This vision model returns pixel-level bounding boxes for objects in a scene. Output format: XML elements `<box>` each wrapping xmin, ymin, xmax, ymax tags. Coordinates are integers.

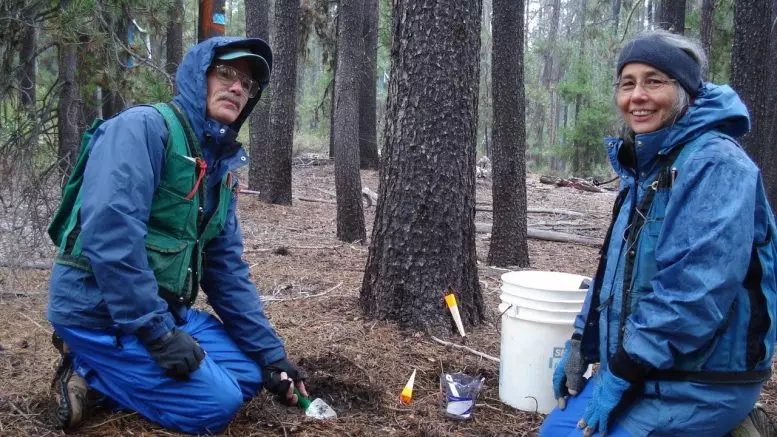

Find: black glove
<box><xmin>262</xmin><ymin>358</ymin><xmax>307</xmax><ymax>404</ymax></box>
<box><xmin>145</xmin><ymin>328</ymin><xmax>205</xmax><ymax>381</ymax></box>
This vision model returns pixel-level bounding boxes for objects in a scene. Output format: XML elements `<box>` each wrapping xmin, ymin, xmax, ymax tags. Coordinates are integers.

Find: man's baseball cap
<box><xmin>214</xmin><ymin>49</ymin><xmax>271</xmax><ymax>85</ymax></box>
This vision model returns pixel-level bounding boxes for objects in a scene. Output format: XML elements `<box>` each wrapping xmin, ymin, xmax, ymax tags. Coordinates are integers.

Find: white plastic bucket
<box><xmin>498</xmin><ymin>270</ymin><xmax>590</xmax><ymax>414</ymax></box>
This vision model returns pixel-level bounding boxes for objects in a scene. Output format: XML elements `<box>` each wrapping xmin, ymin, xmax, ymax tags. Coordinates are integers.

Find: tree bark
<box><xmin>731</xmin><ymin>0</ymin><xmax>771</xmax><ymax>194</ymax></box>
<box><xmin>358</xmin><ymin>0</ymin><xmax>380</xmax><ymax>170</ymax></box>
<box><xmin>57</xmin><ymin>38</ymin><xmax>80</xmax><ymax>177</ymax></box>
<box><xmin>488</xmin><ymin>0</ymin><xmax>529</xmax><ymax>268</ymax></box>
<box><xmin>764</xmin><ymin>0</ymin><xmax>777</xmax><ymax>208</ymax></box>
<box><xmin>361</xmin><ymin>0</ymin><xmax>485</xmax><ymax>335</ymax></box>
<box><xmin>166</xmin><ymin>0</ymin><xmax>184</xmax><ymax>80</ymax></box>
<box><xmin>700</xmin><ymin>0</ymin><xmax>715</xmax><ymax>63</ymax></box>
<box><xmin>245</xmin><ymin>0</ymin><xmax>272</xmax><ymax>192</ymax></box>
<box><xmin>332</xmin><ymin>0</ymin><xmax>367</xmax><ymax>242</ymax></box>
<box><xmin>18</xmin><ymin>18</ymin><xmax>36</xmax><ymax>108</ymax></box>
<box><xmin>263</xmin><ymin>0</ymin><xmax>300</xmax><ymax>204</ymax></box>
<box><xmin>657</xmin><ymin>0</ymin><xmax>685</xmax><ymax>34</ymax></box>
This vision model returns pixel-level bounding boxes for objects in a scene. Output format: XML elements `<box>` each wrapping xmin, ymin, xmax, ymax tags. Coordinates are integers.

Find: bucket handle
<box><xmin>498</xmin><ymin>303</ymin><xmax>514</xmax><ymax>318</ymax></box>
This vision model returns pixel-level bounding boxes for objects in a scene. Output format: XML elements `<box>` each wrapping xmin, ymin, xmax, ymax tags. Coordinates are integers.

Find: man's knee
<box><xmin>160</xmin><ymin>380</ymin><xmax>245</xmax><ymax>434</ymax></box>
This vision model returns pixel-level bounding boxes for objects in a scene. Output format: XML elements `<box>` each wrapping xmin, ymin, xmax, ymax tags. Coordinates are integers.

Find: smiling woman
<box><xmin>540</xmin><ymin>30</ymin><xmax>777</xmax><ymax>437</ymax></box>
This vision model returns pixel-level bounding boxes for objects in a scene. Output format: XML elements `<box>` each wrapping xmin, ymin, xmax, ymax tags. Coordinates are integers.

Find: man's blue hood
<box><xmin>172</xmin><ymin>37</ymin><xmax>272</xmax><ymax>145</ymax></box>
<box><xmin>606</xmin><ymin>83</ymin><xmax>751</xmax><ymax>178</ymax></box>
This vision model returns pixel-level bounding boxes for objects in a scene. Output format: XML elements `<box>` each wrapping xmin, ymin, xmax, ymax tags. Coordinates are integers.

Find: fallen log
<box><xmin>539</xmin><ymin>175</ymin><xmax>604</xmax><ymax>193</ymax></box>
<box><xmin>475</xmin><ymin>205</ymin><xmax>584</xmax><ymax>217</ymax></box>
<box><xmin>0</xmin><ymin>261</ymin><xmax>52</xmax><ymax>270</ymax></box>
<box><xmin>475</xmin><ymin>223</ymin><xmax>601</xmax><ymax>247</ymax></box>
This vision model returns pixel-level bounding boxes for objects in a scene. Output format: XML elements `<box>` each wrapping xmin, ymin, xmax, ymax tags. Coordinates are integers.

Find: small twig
<box><xmin>261</xmin><ymin>282</ymin><xmax>343</xmax><ymax>302</ymax></box>
<box><xmin>83</xmin><ymin>412</ymin><xmax>138</xmax><ymax>429</ymax></box>
<box><xmin>429</xmin><ymin>335</ymin><xmax>500</xmax><ymax>363</ymax></box>
<box><xmin>296</xmin><ymin>196</ymin><xmax>336</xmax><ymax>204</ymax></box>
<box><xmin>18</xmin><ymin>312</ymin><xmax>48</xmax><ymax>334</ymax></box>
<box><xmin>311</xmin><ymin>187</ymin><xmax>336</xmax><ymax>197</ymax></box>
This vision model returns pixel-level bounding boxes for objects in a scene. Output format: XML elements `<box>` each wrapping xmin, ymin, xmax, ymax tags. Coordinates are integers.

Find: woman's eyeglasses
<box><xmin>211</xmin><ymin>64</ymin><xmax>261</xmax><ymax>98</ymax></box>
<box><xmin>615</xmin><ymin>78</ymin><xmax>676</xmax><ymax>94</ymax></box>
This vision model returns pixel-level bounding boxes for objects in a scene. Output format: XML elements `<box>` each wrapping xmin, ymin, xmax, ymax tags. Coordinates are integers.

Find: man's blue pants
<box><xmin>53</xmin><ymin>309</ymin><xmax>262</xmax><ymax>435</ymax></box>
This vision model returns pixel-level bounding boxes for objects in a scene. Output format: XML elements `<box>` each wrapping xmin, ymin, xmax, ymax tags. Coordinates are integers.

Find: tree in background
<box><xmin>657</xmin><ymin>0</ymin><xmax>686</xmax><ymax>33</ymax></box>
<box><xmin>488</xmin><ymin>0</ymin><xmax>529</xmax><ymax>268</ymax></box>
<box><xmin>731</xmin><ymin>0</ymin><xmax>775</xmax><ymax>206</ymax></box>
<box><xmin>263</xmin><ymin>0</ymin><xmax>299</xmax><ymax>204</ymax></box>
<box><xmin>166</xmin><ymin>0</ymin><xmax>184</xmax><ymax>79</ymax></box>
<box><xmin>198</xmin><ymin>0</ymin><xmax>227</xmax><ymax>41</ymax></box>
<box><xmin>358</xmin><ymin>0</ymin><xmax>380</xmax><ymax>170</ymax></box>
<box><xmin>699</xmin><ymin>0</ymin><xmax>715</xmax><ymax>62</ymax></box>
<box><xmin>245</xmin><ymin>0</ymin><xmax>271</xmax><ymax>192</ymax></box>
<box><xmin>57</xmin><ymin>2</ymin><xmax>81</xmax><ymax>177</ymax></box>
<box><xmin>361</xmin><ymin>0</ymin><xmax>485</xmax><ymax>334</ymax></box>
<box><xmin>332</xmin><ymin>0</ymin><xmax>366</xmax><ymax>242</ymax></box>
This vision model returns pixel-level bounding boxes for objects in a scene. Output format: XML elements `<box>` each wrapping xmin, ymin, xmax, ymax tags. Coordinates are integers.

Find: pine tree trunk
<box><xmin>360</xmin><ymin>0</ymin><xmax>485</xmax><ymax>334</ymax></box>
<box><xmin>731</xmin><ymin>0</ymin><xmax>771</xmax><ymax>172</ymax></box>
<box><xmin>166</xmin><ymin>0</ymin><xmax>184</xmax><ymax>79</ymax></box>
<box><xmin>264</xmin><ymin>0</ymin><xmax>299</xmax><ymax>204</ymax></box>
<box><xmin>488</xmin><ymin>0</ymin><xmax>529</xmax><ymax>268</ymax></box>
<box><xmin>57</xmin><ymin>38</ymin><xmax>80</xmax><ymax>177</ymax></box>
<box><xmin>245</xmin><ymin>0</ymin><xmax>271</xmax><ymax>192</ymax></box>
<box><xmin>18</xmin><ymin>20</ymin><xmax>36</xmax><ymax>108</ymax></box>
<box><xmin>700</xmin><ymin>0</ymin><xmax>715</xmax><ymax>63</ymax></box>
<box><xmin>764</xmin><ymin>0</ymin><xmax>777</xmax><ymax>208</ymax></box>
<box><xmin>333</xmin><ymin>0</ymin><xmax>366</xmax><ymax>242</ymax></box>
<box><xmin>358</xmin><ymin>0</ymin><xmax>380</xmax><ymax>170</ymax></box>
<box><xmin>658</xmin><ymin>0</ymin><xmax>685</xmax><ymax>33</ymax></box>
<box><xmin>612</xmin><ymin>0</ymin><xmax>621</xmax><ymax>31</ymax></box>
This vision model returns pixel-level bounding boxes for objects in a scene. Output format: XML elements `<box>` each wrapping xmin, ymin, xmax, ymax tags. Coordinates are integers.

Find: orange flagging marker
<box><xmin>444</xmin><ymin>291</ymin><xmax>466</xmax><ymax>337</ymax></box>
<box><xmin>400</xmin><ymin>369</ymin><xmax>417</xmax><ymax>404</ymax></box>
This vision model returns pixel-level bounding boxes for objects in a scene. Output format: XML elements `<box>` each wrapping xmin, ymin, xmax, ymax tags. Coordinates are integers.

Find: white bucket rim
<box><xmin>501</xmin><ymin>270</ymin><xmax>591</xmax><ymax>293</ymax></box>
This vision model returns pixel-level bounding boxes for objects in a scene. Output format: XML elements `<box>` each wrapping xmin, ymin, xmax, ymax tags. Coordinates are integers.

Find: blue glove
<box><xmin>579</xmin><ymin>348</ymin><xmax>651</xmax><ymax>436</ymax></box>
<box><xmin>552</xmin><ymin>336</ymin><xmax>588</xmax><ymax>410</ymax></box>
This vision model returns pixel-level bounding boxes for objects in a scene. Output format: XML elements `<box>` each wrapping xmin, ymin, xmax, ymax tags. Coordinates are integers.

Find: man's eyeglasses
<box><xmin>211</xmin><ymin>64</ymin><xmax>261</xmax><ymax>98</ymax></box>
<box><xmin>615</xmin><ymin>78</ymin><xmax>676</xmax><ymax>94</ymax></box>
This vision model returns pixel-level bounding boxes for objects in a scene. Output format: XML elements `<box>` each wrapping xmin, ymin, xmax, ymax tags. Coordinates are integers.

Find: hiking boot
<box><xmin>52</xmin><ymin>355</ymin><xmax>88</xmax><ymax>431</ymax></box>
<box><xmin>732</xmin><ymin>404</ymin><xmax>777</xmax><ymax>437</ymax></box>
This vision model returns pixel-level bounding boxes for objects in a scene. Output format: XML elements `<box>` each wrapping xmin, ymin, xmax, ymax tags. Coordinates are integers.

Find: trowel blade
<box><xmin>306</xmin><ymin>397</ymin><xmax>337</xmax><ymax>420</ymax></box>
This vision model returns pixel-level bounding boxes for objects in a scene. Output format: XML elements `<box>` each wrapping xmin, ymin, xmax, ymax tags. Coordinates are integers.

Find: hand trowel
<box><xmin>295</xmin><ymin>388</ymin><xmax>337</xmax><ymax>419</ymax></box>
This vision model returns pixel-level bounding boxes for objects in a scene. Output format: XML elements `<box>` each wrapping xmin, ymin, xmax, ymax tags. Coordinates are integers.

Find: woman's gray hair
<box><xmin>614</xmin><ymin>30</ymin><xmax>707</xmax><ymax>139</ymax></box>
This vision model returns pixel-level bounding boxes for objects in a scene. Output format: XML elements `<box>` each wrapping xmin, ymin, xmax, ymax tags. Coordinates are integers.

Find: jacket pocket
<box><xmin>148</xmin><ymin>185</ymin><xmax>195</xmax><ymax>237</ymax></box>
<box><xmin>145</xmin><ymin>230</ymin><xmax>193</xmax><ymax>301</ymax></box>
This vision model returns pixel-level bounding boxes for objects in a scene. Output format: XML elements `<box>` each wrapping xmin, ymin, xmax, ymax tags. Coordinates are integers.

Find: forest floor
<box><xmin>1</xmin><ymin>162</ymin><xmax>775</xmax><ymax>436</ymax></box>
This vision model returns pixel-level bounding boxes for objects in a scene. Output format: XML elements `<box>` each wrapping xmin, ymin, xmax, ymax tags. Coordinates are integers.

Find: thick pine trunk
<box><xmin>358</xmin><ymin>0</ymin><xmax>380</xmax><ymax>170</ymax></box>
<box><xmin>360</xmin><ymin>0</ymin><xmax>485</xmax><ymax>335</ymax></box>
<box><xmin>264</xmin><ymin>0</ymin><xmax>299</xmax><ymax>204</ymax></box>
<box><xmin>488</xmin><ymin>0</ymin><xmax>529</xmax><ymax>268</ymax></box>
<box><xmin>731</xmin><ymin>0</ymin><xmax>771</xmax><ymax>173</ymax></box>
<box><xmin>245</xmin><ymin>0</ymin><xmax>272</xmax><ymax>192</ymax></box>
<box><xmin>332</xmin><ymin>0</ymin><xmax>366</xmax><ymax>242</ymax></box>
